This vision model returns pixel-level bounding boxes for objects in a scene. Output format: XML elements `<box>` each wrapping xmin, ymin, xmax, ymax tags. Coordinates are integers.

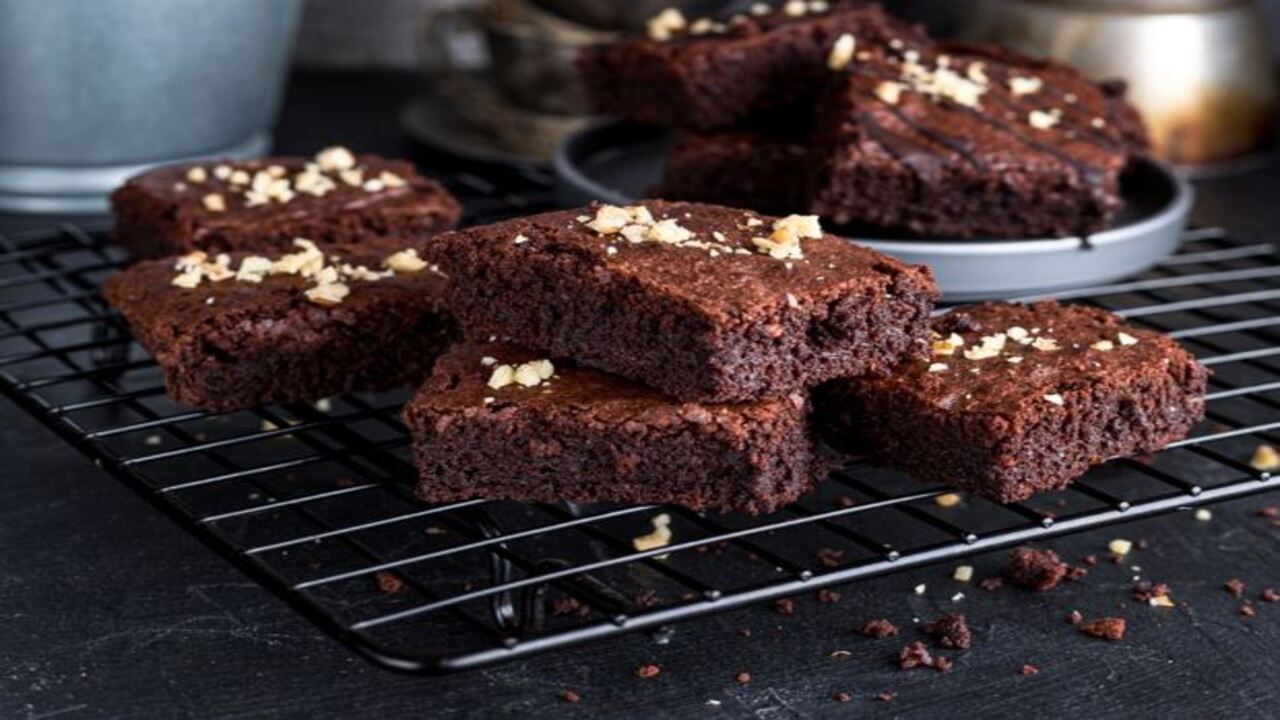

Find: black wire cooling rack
<box><xmin>0</xmin><ymin>166</ymin><xmax>1278</xmax><ymax>673</ymax></box>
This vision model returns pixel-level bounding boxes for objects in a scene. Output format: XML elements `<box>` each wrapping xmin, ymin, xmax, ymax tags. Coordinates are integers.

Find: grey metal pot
<box><xmin>0</xmin><ymin>0</ymin><xmax>302</xmax><ymax>213</ymax></box>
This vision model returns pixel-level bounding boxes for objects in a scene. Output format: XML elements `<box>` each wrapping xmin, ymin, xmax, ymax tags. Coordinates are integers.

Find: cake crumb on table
<box><xmin>858</xmin><ymin>618</ymin><xmax>900</xmax><ymax>638</ymax></box>
<box><xmin>1006</xmin><ymin>547</ymin><xmax>1069</xmax><ymax>590</ymax></box>
<box><xmin>1078</xmin><ymin>617</ymin><xmax>1126</xmax><ymax>640</ymax></box>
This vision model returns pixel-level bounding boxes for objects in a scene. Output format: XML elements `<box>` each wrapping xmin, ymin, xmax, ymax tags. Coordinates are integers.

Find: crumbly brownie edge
<box><xmin>817</xmin><ymin>350</ymin><xmax>1207</xmax><ymax>502</ymax></box>
<box><xmin>430</xmin><ymin>228</ymin><xmax>936</xmax><ymax>403</ymax></box>
<box><xmin>405</xmin><ymin>392</ymin><xmax>820</xmax><ymax>515</ymax></box>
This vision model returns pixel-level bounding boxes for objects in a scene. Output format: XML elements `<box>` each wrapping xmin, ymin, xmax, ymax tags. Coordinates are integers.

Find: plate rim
<box><xmin>553</xmin><ymin>118</ymin><xmax>1194</xmax><ymax>255</ymax></box>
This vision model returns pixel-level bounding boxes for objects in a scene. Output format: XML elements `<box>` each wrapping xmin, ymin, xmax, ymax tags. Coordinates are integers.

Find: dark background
<box><xmin>1</xmin><ymin>72</ymin><xmax>1278</xmax><ymax>719</ymax></box>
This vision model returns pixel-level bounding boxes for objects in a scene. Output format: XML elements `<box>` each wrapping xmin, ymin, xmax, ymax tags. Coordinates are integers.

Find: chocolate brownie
<box><xmin>102</xmin><ymin>241</ymin><xmax>456</xmax><ymax>411</ymax></box>
<box><xmin>111</xmin><ymin>146</ymin><xmax>461</xmax><ymax>258</ymax></box>
<box><xmin>424</xmin><ymin>200</ymin><xmax>938</xmax><ymax>403</ymax></box>
<box><xmin>816</xmin><ymin>301</ymin><xmax>1208</xmax><ymax>503</ymax></box>
<box><xmin>579</xmin><ymin>2</ymin><xmax>925</xmax><ymax>131</ymax></box>
<box><xmin>808</xmin><ymin>41</ymin><xmax>1145</xmax><ymax>238</ymax></box>
<box><xmin>403</xmin><ymin>342</ymin><xmax>821</xmax><ymax>514</ymax></box>
<box><xmin>655</xmin><ymin>131</ymin><xmax>811</xmax><ymax>214</ymax></box>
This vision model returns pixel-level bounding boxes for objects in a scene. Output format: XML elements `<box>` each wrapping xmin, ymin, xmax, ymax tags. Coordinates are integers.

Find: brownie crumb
<box><xmin>1225</xmin><ymin>578</ymin><xmax>1246</xmax><ymax>598</ymax></box>
<box><xmin>735</xmin><ymin>672</ymin><xmax>752</xmax><ymax>684</ymax></box>
<box><xmin>1132</xmin><ymin>581</ymin><xmax>1171</xmax><ymax>604</ymax></box>
<box><xmin>1082</xmin><ymin>554</ymin><xmax>1099</xmax><ymax>566</ymax></box>
<box><xmin>898</xmin><ymin>641</ymin><xmax>932</xmax><ymax>669</ymax></box>
<box><xmin>978</xmin><ymin>576</ymin><xmax>1004</xmax><ymax>591</ymax></box>
<box><xmin>922</xmin><ymin>613</ymin><xmax>972</xmax><ymax>650</ymax></box>
<box><xmin>876</xmin><ymin>692</ymin><xmax>895</xmax><ymax>703</ymax></box>
<box><xmin>774</xmin><ymin>598</ymin><xmax>796</xmax><ymax>615</ymax></box>
<box><xmin>899</xmin><ymin>641</ymin><xmax>950</xmax><ymax>671</ymax></box>
<box><xmin>1240</xmin><ymin>603</ymin><xmax>1256</xmax><ymax>618</ymax></box>
<box><xmin>1067</xmin><ymin>565</ymin><xmax>1089</xmax><ymax>581</ymax></box>
<box><xmin>1019</xmin><ymin>664</ymin><xmax>1040</xmax><ymax>675</ymax></box>
<box><xmin>1078</xmin><ymin>617</ymin><xmax>1126</xmax><ymax>640</ymax></box>
<box><xmin>833</xmin><ymin>691</ymin><xmax>852</xmax><ymax>703</ymax></box>
<box><xmin>738</xmin><ymin>628</ymin><xmax>753</xmax><ymax>638</ymax></box>
<box><xmin>559</xmin><ymin>690</ymin><xmax>581</xmax><ymax>703</ymax></box>
<box><xmin>1256</xmin><ymin>506</ymin><xmax>1279</xmax><ymax>519</ymax></box>
<box><xmin>816</xmin><ymin>548</ymin><xmax>845</xmax><ymax>568</ymax></box>
<box><xmin>374</xmin><ymin>571</ymin><xmax>404</xmax><ymax>594</ymax></box>
<box><xmin>635</xmin><ymin>664</ymin><xmax>662</xmax><ymax>679</ymax></box>
<box><xmin>634</xmin><ymin>589</ymin><xmax>662</xmax><ymax>609</ymax></box>
<box><xmin>817</xmin><ymin>588</ymin><xmax>842</xmax><ymax>603</ymax></box>
<box><xmin>1067</xmin><ymin>610</ymin><xmax>1083</xmax><ymax>625</ymax></box>
<box><xmin>1006</xmin><ymin>547</ymin><xmax>1069</xmax><ymax>591</ymax></box>
<box><xmin>835</xmin><ymin>495</ymin><xmax>858</xmax><ymax>508</ymax></box>
<box><xmin>1261</xmin><ymin>588</ymin><xmax>1279</xmax><ymax>603</ymax></box>
<box><xmin>552</xmin><ymin>596</ymin><xmax>591</xmax><ymax>617</ymax></box>
<box><xmin>858</xmin><ymin>618</ymin><xmax>900</xmax><ymax>638</ymax></box>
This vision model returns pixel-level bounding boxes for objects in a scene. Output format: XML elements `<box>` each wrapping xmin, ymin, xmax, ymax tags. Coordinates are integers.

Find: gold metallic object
<box><xmin>962</xmin><ymin>0</ymin><xmax>1277</xmax><ymax>167</ymax></box>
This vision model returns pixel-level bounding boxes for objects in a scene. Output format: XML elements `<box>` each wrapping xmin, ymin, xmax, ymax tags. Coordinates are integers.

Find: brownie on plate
<box><xmin>579</xmin><ymin>2</ymin><xmax>925</xmax><ymax>131</ymax></box>
<box><xmin>102</xmin><ymin>240</ymin><xmax>456</xmax><ymax>411</ymax></box>
<box><xmin>404</xmin><ymin>343</ymin><xmax>821</xmax><ymax>514</ymax></box>
<box><xmin>111</xmin><ymin>146</ymin><xmax>461</xmax><ymax>258</ymax></box>
<box><xmin>808</xmin><ymin>42</ymin><xmax>1144</xmax><ymax>238</ymax></box>
<box><xmin>655</xmin><ymin>131</ymin><xmax>811</xmax><ymax>214</ymax></box>
<box><xmin>424</xmin><ymin>200</ymin><xmax>938</xmax><ymax>403</ymax></box>
<box><xmin>816</xmin><ymin>301</ymin><xmax>1209</xmax><ymax>503</ymax></box>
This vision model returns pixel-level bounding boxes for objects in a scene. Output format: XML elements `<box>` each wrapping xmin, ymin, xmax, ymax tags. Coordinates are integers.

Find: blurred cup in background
<box><xmin>0</xmin><ymin>0</ymin><xmax>302</xmax><ymax>213</ymax></box>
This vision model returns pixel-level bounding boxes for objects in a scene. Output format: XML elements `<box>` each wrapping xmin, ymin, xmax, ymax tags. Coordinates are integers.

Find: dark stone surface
<box><xmin>1</xmin><ymin>72</ymin><xmax>1278</xmax><ymax>719</ymax></box>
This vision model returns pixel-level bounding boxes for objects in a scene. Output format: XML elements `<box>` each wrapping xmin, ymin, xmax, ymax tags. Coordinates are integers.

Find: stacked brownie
<box><xmin>581</xmin><ymin>2</ymin><xmax>1149</xmax><ymax>238</ymax></box>
<box><xmin>406</xmin><ymin>200</ymin><xmax>939</xmax><ymax>513</ymax></box>
<box><xmin>104</xmin><ymin>147</ymin><xmax>462</xmax><ymax>411</ymax></box>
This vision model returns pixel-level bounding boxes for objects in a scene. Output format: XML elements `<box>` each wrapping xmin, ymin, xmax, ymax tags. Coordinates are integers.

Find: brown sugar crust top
<box><xmin>433</xmin><ymin>200</ymin><xmax>932</xmax><ymax>325</ymax></box>
<box><xmin>871</xmin><ymin>301</ymin><xmax>1206</xmax><ymax>418</ymax></box>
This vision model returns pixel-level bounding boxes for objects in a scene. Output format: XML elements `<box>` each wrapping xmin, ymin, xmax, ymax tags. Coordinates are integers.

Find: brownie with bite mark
<box><xmin>101</xmin><ymin>241</ymin><xmax>456</xmax><ymax>411</ymax></box>
<box><xmin>111</xmin><ymin>147</ymin><xmax>461</xmax><ymax>259</ymax></box>
<box><xmin>579</xmin><ymin>2</ymin><xmax>926</xmax><ymax>131</ymax></box>
<box><xmin>424</xmin><ymin>200</ymin><xmax>938</xmax><ymax>403</ymax></box>
<box><xmin>403</xmin><ymin>343</ymin><xmax>821</xmax><ymax>514</ymax></box>
<box><xmin>816</xmin><ymin>301</ymin><xmax>1208</xmax><ymax>503</ymax></box>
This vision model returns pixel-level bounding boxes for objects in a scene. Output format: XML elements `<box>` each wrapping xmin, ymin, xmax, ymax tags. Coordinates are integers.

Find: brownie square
<box><xmin>404</xmin><ymin>343</ymin><xmax>821</xmax><ymax>514</ymax></box>
<box><xmin>111</xmin><ymin>147</ymin><xmax>461</xmax><ymax>258</ymax></box>
<box><xmin>579</xmin><ymin>2</ymin><xmax>923</xmax><ymax>131</ymax></box>
<box><xmin>655</xmin><ymin>130</ymin><xmax>811</xmax><ymax>214</ymax></box>
<box><xmin>808</xmin><ymin>42</ymin><xmax>1144</xmax><ymax>238</ymax></box>
<box><xmin>425</xmin><ymin>200</ymin><xmax>938</xmax><ymax>403</ymax></box>
<box><xmin>816</xmin><ymin>301</ymin><xmax>1209</xmax><ymax>503</ymax></box>
<box><xmin>102</xmin><ymin>241</ymin><xmax>457</xmax><ymax>411</ymax></box>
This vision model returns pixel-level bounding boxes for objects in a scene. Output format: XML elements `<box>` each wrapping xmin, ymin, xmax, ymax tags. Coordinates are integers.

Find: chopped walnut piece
<box><xmin>874</xmin><ymin>81</ymin><xmax>903</xmax><ymax>104</ymax></box>
<box><xmin>315</xmin><ymin>145</ymin><xmax>357</xmax><ymax>172</ymax></box>
<box><xmin>646</xmin><ymin>8</ymin><xmax>686</xmax><ymax>41</ymax></box>
<box><xmin>1250</xmin><ymin>444</ymin><xmax>1280</xmax><ymax>471</ymax></box>
<box><xmin>828</xmin><ymin>33</ymin><xmax>857</xmax><ymax>70</ymax></box>
<box><xmin>953</xmin><ymin>565</ymin><xmax>974</xmax><ymax>582</ymax></box>
<box><xmin>1108</xmin><ymin>538</ymin><xmax>1133</xmax><ymax>556</ymax></box>
<box><xmin>1030</xmin><ymin>337</ymin><xmax>1060</xmax><ymax>352</ymax></box>
<box><xmin>1043</xmin><ymin>393</ymin><xmax>1065</xmax><ymax>406</ymax></box>
<box><xmin>379</xmin><ymin>170</ymin><xmax>407</xmax><ymax>188</ymax></box>
<box><xmin>1091</xmin><ymin>340</ymin><xmax>1114</xmax><ymax>351</ymax></box>
<box><xmin>185</xmin><ymin>166</ymin><xmax>207</xmax><ymax>183</ymax></box>
<box><xmin>1009</xmin><ymin>76</ymin><xmax>1043</xmax><ymax>96</ymax></box>
<box><xmin>927</xmin><ymin>363</ymin><xmax>948</xmax><ymax>373</ymax></box>
<box><xmin>1028</xmin><ymin>109</ymin><xmax>1062</xmax><ymax>130</ymax></box>
<box><xmin>201</xmin><ymin>193</ymin><xmax>226</xmax><ymax>212</ymax></box>
<box><xmin>235</xmin><ymin>256</ymin><xmax>273</xmax><ymax>282</ymax></box>
<box><xmin>384</xmin><ymin>248</ymin><xmax>428</xmax><ymax>273</ymax></box>
<box><xmin>932</xmin><ymin>332</ymin><xmax>964</xmax><ymax>355</ymax></box>
<box><xmin>1117</xmin><ymin>332</ymin><xmax>1139</xmax><ymax>346</ymax></box>
<box><xmin>304</xmin><ymin>281</ymin><xmax>350</xmax><ymax>306</ymax></box>
<box><xmin>632</xmin><ymin>513</ymin><xmax>673</xmax><ymax>551</ymax></box>
<box><xmin>487</xmin><ymin>364</ymin><xmax>515</xmax><ymax>390</ymax></box>
<box><xmin>934</xmin><ymin>492</ymin><xmax>961</xmax><ymax>507</ymax></box>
